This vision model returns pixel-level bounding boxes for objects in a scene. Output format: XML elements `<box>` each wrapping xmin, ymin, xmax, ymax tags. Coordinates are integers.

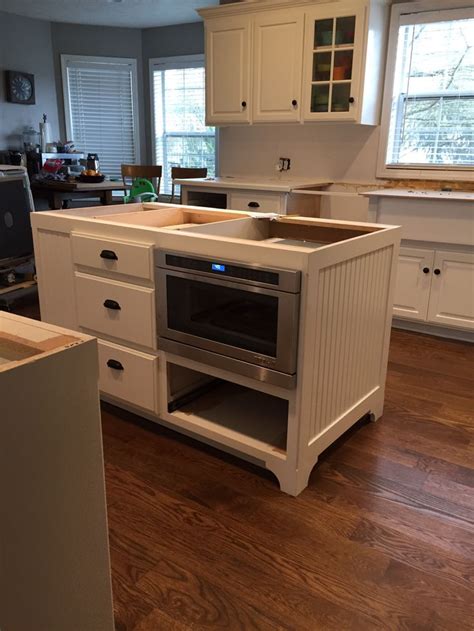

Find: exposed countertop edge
<box><xmin>363</xmin><ymin>188</ymin><xmax>474</xmax><ymax>202</ymax></box>
<box><xmin>173</xmin><ymin>177</ymin><xmax>332</xmax><ymax>193</ymax></box>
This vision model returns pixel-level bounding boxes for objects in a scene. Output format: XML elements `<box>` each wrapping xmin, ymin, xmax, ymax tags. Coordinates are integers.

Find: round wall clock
<box><xmin>6</xmin><ymin>71</ymin><xmax>36</xmax><ymax>105</ymax></box>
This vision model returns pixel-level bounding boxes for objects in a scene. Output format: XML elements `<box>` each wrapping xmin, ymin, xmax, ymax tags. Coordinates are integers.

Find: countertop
<box><xmin>174</xmin><ymin>176</ymin><xmax>332</xmax><ymax>193</ymax></box>
<box><xmin>364</xmin><ymin>188</ymin><xmax>474</xmax><ymax>202</ymax></box>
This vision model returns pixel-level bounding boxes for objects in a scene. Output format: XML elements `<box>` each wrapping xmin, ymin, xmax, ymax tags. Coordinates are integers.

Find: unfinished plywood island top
<box><xmin>31</xmin><ymin>202</ymin><xmax>401</xmax><ymax>495</ymax></box>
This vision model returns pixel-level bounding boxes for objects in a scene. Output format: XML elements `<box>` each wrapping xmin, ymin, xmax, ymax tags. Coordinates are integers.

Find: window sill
<box><xmin>376</xmin><ymin>165</ymin><xmax>474</xmax><ymax>182</ymax></box>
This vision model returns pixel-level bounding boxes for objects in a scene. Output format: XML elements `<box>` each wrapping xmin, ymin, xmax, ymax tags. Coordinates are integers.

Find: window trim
<box><xmin>149</xmin><ymin>54</ymin><xmax>218</xmax><ymax>193</ymax></box>
<box><xmin>376</xmin><ymin>0</ymin><xmax>474</xmax><ymax>181</ymax></box>
<box><xmin>61</xmin><ymin>54</ymin><xmax>141</xmax><ymax>163</ymax></box>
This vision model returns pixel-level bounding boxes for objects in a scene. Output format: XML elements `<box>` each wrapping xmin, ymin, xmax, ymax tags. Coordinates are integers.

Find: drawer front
<box><xmin>71</xmin><ymin>233</ymin><xmax>153</xmax><ymax>281</ymax></box>
<box><xmin>229</xmin><ymin>191</ymin><xmax>284</xmax><ymax>213</ymax></box>
<box><xmin>75</xmin><ymin>273</ymin><xmax>156</xmax><ymax>349</ymax></box>
<box><xmin>98</xmin><ymin>340</ymin><xmax>158</xmax><ymax>413</ymax></box>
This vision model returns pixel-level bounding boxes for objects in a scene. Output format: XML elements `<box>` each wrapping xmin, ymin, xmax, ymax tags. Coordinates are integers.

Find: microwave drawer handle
<box><xmin>103</xmin><ymin>299</ymin><xmax>121</xmax><ymax>310</ymax></box>
<box><xmin>248</xmin><ymin>201</ymin><xmax>260</xmax><ymax>208</ymax></box>
<box><xmin>107</xmin><ymin>359</ymin><xmax>124</xmax><ymax>371</ymax></box>
<box><xmin>100</xmin><ymin>249</ymin><xmax>118</xmax><ymax>261</ymax></box>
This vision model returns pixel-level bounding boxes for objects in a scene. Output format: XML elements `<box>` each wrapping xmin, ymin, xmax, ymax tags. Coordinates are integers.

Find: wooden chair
<box><xmin>170</xmin><ymin>167</ymin><xmax>208</xmax><ymax>204</ymax></box>
<box><xmin>121</xmin><ymin>164</ymin><xmax>162</xmax><ymax>197</ymax></box>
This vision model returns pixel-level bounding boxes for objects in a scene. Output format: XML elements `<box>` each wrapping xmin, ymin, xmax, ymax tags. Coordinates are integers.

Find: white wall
<box><xmin>219</xmin><ymin>123</ymin><xmax>382</xmax><ymax>183</ymax></box>
<box><xmin>0</xmin><ymin>12</ymin><xmax>60</xmax><ymax>150</ymax></box>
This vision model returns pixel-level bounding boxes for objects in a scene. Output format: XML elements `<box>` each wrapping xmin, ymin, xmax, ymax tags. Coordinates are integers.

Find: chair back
<box><xmin>121</xmin><ymin>164</ymin><xmax>163</xmax><ymax>195</ymax></box>
<box><xmin>170</xmin><ymin>167</ymin><xmax>208</xmax><ymax>203</ymax></box>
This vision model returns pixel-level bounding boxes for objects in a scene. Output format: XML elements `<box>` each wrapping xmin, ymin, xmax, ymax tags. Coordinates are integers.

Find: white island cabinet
<box><xmin>365</xmin><ymin>189</ymin><xmax>474</xmax><ymax>339</ymax></box>
<box><xmin>0</xmin><ymin>313</ymin><xmax>114</xmax><ymax>631</ymax></box>
<box><xmin>31</xmin><ymin>202</ymin><xmax>400</xmax><ymax>496</ymax></box>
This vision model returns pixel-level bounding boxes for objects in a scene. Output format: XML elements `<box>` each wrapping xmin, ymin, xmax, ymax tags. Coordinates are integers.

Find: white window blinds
<box><xmin>62</xmin><ymin>56</ymin><xmax>139</xmax><ymax>179</ymax></box>
<box><xmin>386</xmin><ymin>9</ymin><xmax>474</xmax><ymax>168</ymax></box>
<box><xmin>152</xmin><ymin>59</ymin><xmax>215</xmax><ymax>196</ymax></box>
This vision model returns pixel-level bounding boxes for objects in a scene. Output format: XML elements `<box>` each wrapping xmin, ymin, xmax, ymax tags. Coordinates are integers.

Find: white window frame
<box><xmin>376</xmin><ymin>0</ymin><xmax>474</xmax><ymax>181</ymax></box>
<box><xmin>149</xmin><ymin>54</ymin><xmax>218</xmax><ymax>191</ymax></box>
<box><xmin>61</xmin><ymin>54</ymin><xmax>141</xmax><ymax>162</ymax></box>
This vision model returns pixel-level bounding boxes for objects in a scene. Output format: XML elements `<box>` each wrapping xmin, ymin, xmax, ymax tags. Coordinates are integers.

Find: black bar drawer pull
<box><xmin>100</xmin><ymin>249</ymin><xmax>118</xmax><ymax>261</ymax></box>
<box><xmin>103</xmin><ymin>299</ymin><xmax>121</xmax><ymax>310</ymax></box>
<box><xmin>107</xmin><ymin>359</ymin><xmax>124</xmax><ymax>371</ymax></box>
<box><xmin>248</xmin><ymin>201</ymin><xmax>260</xmax><ymax>208</ymax></box>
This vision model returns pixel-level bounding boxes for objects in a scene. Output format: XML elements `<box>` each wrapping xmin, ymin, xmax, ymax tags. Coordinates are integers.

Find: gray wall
<box><xmin>0</xmin><ymin>14</ymin><xmax>203</xmax><ymax>160</ymax></box>
<box><xmin>50</xmin><ymin>22</ymin><xmax>146</xmax><ymax>161</ymax></box>
<box><xmin>142</xmin><ymin>22</ymin><xmax>204</xmax><ymax>160</ymax></box>
<box><xmin>0</xmin><ymin>12</ymin><xmax>60</xmax><ymax>150</ymax></box>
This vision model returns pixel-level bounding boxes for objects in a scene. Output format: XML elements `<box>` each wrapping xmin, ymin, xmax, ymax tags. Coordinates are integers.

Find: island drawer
<box><xmin>98</xmin><ymin>340</ymin><xmax>158</xmax><ymax>413</ymax></box>
<box><xmin>74</xmin><ymin>273</ymin><xmax>156</xmax><ymax>349</ymax></box>
<box><xmin>71</xmin><ymin>232</ymin><xmax>154</xmax><ymax>281</ymax></box>
<box><xmin>229</xmin><ymin>190</ymin><xmax>284</xmax><ymax>213</ymax></box>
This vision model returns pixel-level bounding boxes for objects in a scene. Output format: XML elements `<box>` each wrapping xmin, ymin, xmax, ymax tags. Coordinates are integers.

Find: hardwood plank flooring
<box><xmin>103</xmin><ymin>328</ymin><xmax>473</xmax><ymax>630</ymax></box>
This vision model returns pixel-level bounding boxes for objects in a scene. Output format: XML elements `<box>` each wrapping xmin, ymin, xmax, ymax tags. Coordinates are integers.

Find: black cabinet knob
<box><xmin>241</xmin><ymin>101</ymin><xmax>247</xmax><ymax>108</ymax></box>
<box><xmin>292</xmin><ymin>99</ymin><xmax>298</xmax><ymax>107</ymax></box>
<box><xmin>107</xmin><ymin>359</ymin><xmax>124</xmax><ymax>371</ymax></box>
<box><xmin>434</xmin><ymin>268</ymin><xmax>441</xmax><ymax>275</ymax></box>
<box><xmin>349</xmin><ymin>97</ymin><xmax>355</xmax><ymax>103</ymax></box>
<box><xmin>248</xmin><ymin>201</ymin><xmax>260</xmax><ymax>208</ymax></box>
<box><xmin>103</xmin><ymin>299</ymin><xmax>121</xmax><ymax>310</ymax></box>
<box><xmin>422</xmin><ymin>267</ymin><xmax>430</xmax><ymax>274</ymax></box>
<box><xmin>100</xmin><ymin>249</ymin><xmax>118</xmax><ymax>261</ymax></box>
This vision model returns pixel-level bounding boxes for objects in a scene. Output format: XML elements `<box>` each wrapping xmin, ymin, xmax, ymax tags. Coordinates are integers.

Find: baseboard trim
<box><xmin>392</xmin><ymin>319</ymin><xmax>473</xmax><ymax>343</ymax></box>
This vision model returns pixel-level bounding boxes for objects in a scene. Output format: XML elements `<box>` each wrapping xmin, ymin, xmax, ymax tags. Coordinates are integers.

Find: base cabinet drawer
<box><xmin>71</xmin><ymin>232</ymin><xmax>153</xmax><ymax>281</ymax></box>
<box><xmin>75</xmin><ymin>273</ymin><xmax>156</xmax><ymax>349</ymax></box>
<box><xmin>230</xmin><ymin>190</ymin><xmax>284</xmax><ymax>213</ymax></box>
<box><xmin>98</xmin><ymin>340</ymin><xmax>158</xmax><ymax>413</ymax></box>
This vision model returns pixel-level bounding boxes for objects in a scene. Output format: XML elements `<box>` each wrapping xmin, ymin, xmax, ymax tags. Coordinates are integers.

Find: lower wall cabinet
<box><xmin>394</xmin><ymin>246</ymin><xmax>474</xmax><ymax>331</ymax></box>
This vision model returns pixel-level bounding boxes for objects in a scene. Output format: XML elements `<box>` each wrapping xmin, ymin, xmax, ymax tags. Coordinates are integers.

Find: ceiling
<box><xmin>0</xmin><ymin>0</ymin><xmax>220</xmax><ymax>28</ymax></box>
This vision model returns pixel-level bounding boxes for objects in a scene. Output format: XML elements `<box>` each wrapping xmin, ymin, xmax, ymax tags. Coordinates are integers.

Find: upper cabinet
<box><xmin>252</xmin><ymin>9</ymin><xmax>304</xmax><ymax>123</ymax></box>
<box><xmin>198</xmin><ymin>0</ymin><xmax>389</xmax><ymax>126</ymax></box>
<box><xmin>303</xmin><ymin>6</ymin><xmax>365</xmax><ymax>121</ymax></box>
<box><xmin>205</xmin><ymin>15</ymin><xmax>251</xmax><ymax>124</ymax></box>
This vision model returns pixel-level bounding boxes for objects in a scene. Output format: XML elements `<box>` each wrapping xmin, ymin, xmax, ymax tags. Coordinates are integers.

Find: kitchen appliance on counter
<box><xmin>156</xmin><ymin>251</ymin><xmax>301</xmax><ymax>388</ymax></box>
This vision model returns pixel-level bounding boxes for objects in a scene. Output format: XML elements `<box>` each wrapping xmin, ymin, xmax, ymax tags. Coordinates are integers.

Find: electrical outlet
<box><xmin>278</xmin><ymin>157</ymin><xmax>291</xmax><ymax>171</ymax></box>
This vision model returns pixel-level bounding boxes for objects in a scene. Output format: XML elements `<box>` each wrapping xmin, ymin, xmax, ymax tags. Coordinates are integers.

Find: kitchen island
<box><xmin>31</xmin><ymin>202</ymin><xmax>400</xmax><ymax>495</ymax></box>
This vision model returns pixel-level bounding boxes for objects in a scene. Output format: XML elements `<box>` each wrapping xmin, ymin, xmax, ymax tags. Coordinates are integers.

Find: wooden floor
<box><xmin>102</xmin><ymin>328</ymin><xmax>474</xmax><ymax>631</ymax></box>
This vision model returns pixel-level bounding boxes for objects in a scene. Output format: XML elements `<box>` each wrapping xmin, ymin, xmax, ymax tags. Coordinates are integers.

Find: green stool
<box><xmin>123</xmin><ymin>178</ymin><xmax>158</xmax><ymax>203</ymax></box>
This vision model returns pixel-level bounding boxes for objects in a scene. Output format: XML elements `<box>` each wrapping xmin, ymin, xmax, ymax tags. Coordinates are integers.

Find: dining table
<box><xmin>31</xmin><ymin>180</ymin><xmax>127</xmax><ymax>210</ymax></box>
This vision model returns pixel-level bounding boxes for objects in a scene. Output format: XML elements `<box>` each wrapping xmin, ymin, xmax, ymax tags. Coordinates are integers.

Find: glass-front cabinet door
<box><xmin>303</xmin><ymin>6</ymin><xmax>366</xmax><ymax>121</ymax></box>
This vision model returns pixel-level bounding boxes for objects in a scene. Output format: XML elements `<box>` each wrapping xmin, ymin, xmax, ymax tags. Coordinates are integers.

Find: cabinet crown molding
<box><xmin>198</xmin><ymin>0</ymin><xmax>387</xmax><ymax>19</ymax></box>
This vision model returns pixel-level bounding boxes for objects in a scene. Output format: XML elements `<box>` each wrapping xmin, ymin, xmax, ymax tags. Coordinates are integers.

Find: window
<box><xmin>150</xmin><ymin>55</ymin><xmax>216</xmax><ymax>196</ymax></box>
<box><xmin>61</xmin><ymin>55</ymin><xmax>139</xmax><ymax>179</ymax></box>
<box><xmin>378</xmin><ymin>3</ymin><xmax>474</xmax><ymax>179</ymax></box>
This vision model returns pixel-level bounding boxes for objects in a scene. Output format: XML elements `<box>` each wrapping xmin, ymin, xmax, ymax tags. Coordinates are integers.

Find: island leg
<box><xmin>267</xmin><ymin>460</ymin><xmax>316</xmax><ymax>497</ymax></box>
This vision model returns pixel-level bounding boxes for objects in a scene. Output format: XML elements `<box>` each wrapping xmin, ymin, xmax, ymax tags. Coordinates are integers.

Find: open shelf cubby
<box><xmin>166</xmin><ymin>362</ymin><xmax>289</xmax><ymax>459</ymax></box>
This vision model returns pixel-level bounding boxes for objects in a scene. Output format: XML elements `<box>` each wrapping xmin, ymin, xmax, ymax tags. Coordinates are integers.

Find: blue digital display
<box><xmin>211</xmin><ymin>263</ymin><xmax>226</xmax><ymax>272</ymax></box>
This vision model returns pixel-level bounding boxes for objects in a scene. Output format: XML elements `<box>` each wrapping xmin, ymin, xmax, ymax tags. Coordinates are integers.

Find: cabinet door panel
<box><xmin>252</xmin><ymin>10</ymin><xmax>304</xmax><ymax>122</ymax></box>
<box><xmin>34</xmin><ymin>229</ymin><xmax>77</xmax><ymax>329</ymax></box>
<box><xmin>427</xmin><ymin>250</ymin><xmax>474</xmax><ymax>330</ymax></box>
<box><xmin>206</xmin><ymin>16</ymin><xmax>251</xmax><ymax>124</ymax></box>
<box><xmin>393</xmin><ymin>247</ymin><xmax>434</xmax><ymax>321</ymax></box>
<box><xmin>303</xmin><ymin>6</ymin><xmax>365</xmax><ymax>121</ymax></box>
